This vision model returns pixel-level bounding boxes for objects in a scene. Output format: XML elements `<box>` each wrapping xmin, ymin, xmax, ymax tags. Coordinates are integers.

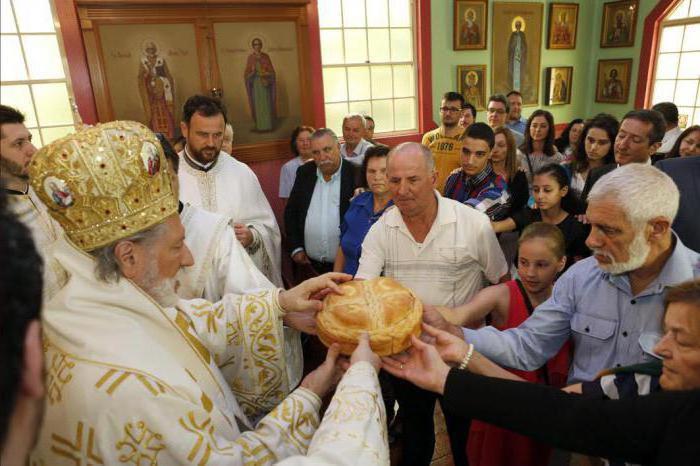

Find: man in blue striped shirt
<box><xmin>429</xmin><ymin>164</ymin><xmax>699</xmax><ymax>383</ymax></box>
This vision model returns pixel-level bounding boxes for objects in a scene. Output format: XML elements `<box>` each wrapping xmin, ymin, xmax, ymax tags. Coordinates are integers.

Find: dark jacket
<box><xmin>442</xmin><ymin>369</ymin><xmax>700</xmax><ymax>466</ymax></box>
<box><xmin>655</xmin><ymin>155</ymin><xmax>700</xmax><ymax>252</ymax></box>
<box><xmin>284</xmin><ymin>160</ymin><xmax>359</xmax><ymax>254</ymax></box>
<box><xmin>577</xmin><ymin>163</ymin><xmax>617</xmax><ymax>213</ymax></box>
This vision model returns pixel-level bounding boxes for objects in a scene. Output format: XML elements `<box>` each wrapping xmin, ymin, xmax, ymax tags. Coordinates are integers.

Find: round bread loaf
<box><xmin>316</xmin><ymin>277</ymin><xmax>423</xmax><ymax>356</ymax></box>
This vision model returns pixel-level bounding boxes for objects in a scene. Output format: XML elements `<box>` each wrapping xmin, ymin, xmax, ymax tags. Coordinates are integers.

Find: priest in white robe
<box><xmin>28</xmin><ymin>121</ymin><xmax>389</xmax><ymax>465</ymax></box>
<box><xmin>158</xmin><ymin>135</ymin><xmax>303</xmax><ymax>390</ymax></box>
<box><xmin>1</xmin><ymin>104</ymin><xmax>68</xmax><ymax>300</ymax></box>
<box><xmin>177</xmin><ymin>95</ymin><xmax>283</xmax><ymax>288</ymax></box>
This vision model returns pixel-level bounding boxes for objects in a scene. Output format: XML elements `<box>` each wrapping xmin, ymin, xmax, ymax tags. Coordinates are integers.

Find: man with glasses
<box><xmin>486</xmin><ymin>94</ymin><xmax>524</xmax><ymax>147</ymax></box>
<box><xmin>421</xmin><ymin>91</ymin><xmax>466</xmax><ymax>191</ymax></box>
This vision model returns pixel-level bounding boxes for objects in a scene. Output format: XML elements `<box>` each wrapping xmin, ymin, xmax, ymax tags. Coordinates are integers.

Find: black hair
<box><xmin>181</xmin><ymin>95</ymin><xmax>228</xmax><ymax>126</ymax></box>
<box><xmin>0</xmin><ymin>188</ymin><xmax>44</xmax><ymax>444</ymax></box>
<box><xmin>533</xmin><ymin>163</ymin><xmax>579</xmax><ymax>213</ymax></box>
<box><xmin>652</xmin><ymin>102</ymin><xmax>679</xmax><ymax>126</ymax></box>
<box><xmin>364</xmin><ymin>115</ymin><xmax>375</xmax><ymax>123</ymax></box>
<box><xmin>462</xmin><ymin>102</ymin><xmax>477</xmax><ymax>119</ymax></box>
<box><xmin>462</xmin><ymin>122</ymin><xmax>495</xmax><ymax>149</ymax></box>
<box><xmin>522</xmin><ymin>109</ymin><xmax>556</xmax><ymax>157</ymax></box>
<box><xmin>289</xmin><ymin>125</ymin><xmax>315</xmax><ymax>157</ymax></box>
<box><xmin>0</xmin><ymin>105</ymin><xmax>26</xmax><ymax>139</ymax></box>
<box><xmin>667</xmin><ymin>125</ymin><xmax>700</xmax><ymax>159</ymax></box>
<box><xmin>554</xmin><ymin>118</ymin><xmax>584</xmax><ymax>153</ymax></box>
<box><xmin>487</xmin><ymin>94</ymin><xmax>510</xmax><ymax>113</ymax></box>
<box><xmin>622</xmin><ymin>109</ymin><xmax>667</xmax><ymax>145</ymax></box>
<box><xmin>155</xmin><ymin>133</ymin><xmax>179</xmax><ymax>173</ymax></box>
<box><xmin>360</xmin><ymin>144</ymin><xmax>390</xmax><ymax>189</ymax></box>
<box><xmin>506</xmin><ymin>90</ymin><xmax>522</xmax><ymax>99</ymax></box>
<box><xmin>572</xmin><ymin>113</ymin><xmax>619</xmax><ymax>174</ymax></box>
<box><xmin>442</xmin><ymin>91</ymin><xmax>465</xmax><ymax>107</ymax></box>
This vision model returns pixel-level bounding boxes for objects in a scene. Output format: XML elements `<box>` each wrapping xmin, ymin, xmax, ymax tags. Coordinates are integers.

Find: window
<box><xmin>317</xmin><ymin>0</ymin><xmax>417</xmax><ymax>136</ymax></box>
<box><xmin>1</xmin><ymin>0</ymin><xmax>76</xmax><ymax>147</ymax></box>
<box><xmin>651</xmin><ymin>0</ymin><xmax>700</xmax><ymax>126</ymax></box>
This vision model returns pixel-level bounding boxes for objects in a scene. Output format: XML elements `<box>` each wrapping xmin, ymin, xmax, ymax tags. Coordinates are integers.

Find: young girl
<box><xmin>436</xmin><ymin>222</ymin><xmax>571</xmax><ymax>466</ymax></box>
<box><xmin>555</xmin><ymin>118</ymin><xmax>584</xmax><ymax>162</ymax></box>
<box><xmin>564</xmin><ymin>114</ymin><xmax>618</xmax><ymax>199</ymax></box>
<box><xmin>492</xmin><ymin>163</ymin><xmax>588</xmax><ymax>269</ymax></box>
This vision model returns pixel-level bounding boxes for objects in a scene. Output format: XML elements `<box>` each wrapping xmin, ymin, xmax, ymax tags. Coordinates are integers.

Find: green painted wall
<box><xmin>429</xmin><ymin>0</ymin><xmax>660</xmax><ymax>126</ymax></box>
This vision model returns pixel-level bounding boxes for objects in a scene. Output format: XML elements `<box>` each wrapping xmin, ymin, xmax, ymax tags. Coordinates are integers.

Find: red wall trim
<box><xmin>54</xmin><ymin>0</ymin><xmax>98</xmax><ymax>124</ymax></box>
<box><xmin>635</xmin><ymin>0</ymin><xmax>678</xmax><ymax>109</ymax></box>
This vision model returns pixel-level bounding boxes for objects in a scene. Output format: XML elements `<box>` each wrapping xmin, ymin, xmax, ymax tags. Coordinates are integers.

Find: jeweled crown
<box><xmin>28</xmin><ymin>121</ymin><xmax>178</xmax><ymax>251</ymax></box>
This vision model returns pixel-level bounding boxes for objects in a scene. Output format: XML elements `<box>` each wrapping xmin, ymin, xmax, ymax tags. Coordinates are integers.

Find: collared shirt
<box><xmin>443</xmin><ymin>165</ymin><xmax>511</xmax><ymax>221</ymax></box>
<box><xmin>463</xmin><ymin>236</ymin><xmax>700</xmax><ymax>383</ymax></box>
<box><xmin>339</xmin><ymin>191</ymin><xmax>393</xmax><ymax>276</ymax></box>
<box><xmin>341</xmin><ymin>138</ymin><xmax>373</xmax><ymax>167</ymax></box>
<box><xmin>184</xmin><ymin>146</ymin><xmax>216</xmax><ymax>170</ymax></box>
<box><xmin>659</xmin><ymin>126</ymin><xmax>682</xmax><ymax>154</ymax></box>
<box><xmin>303</xmin><ymin>163</ymin><xmax>342</xmax><ymax>262</ymax></box>
<box><xmin>356</xmin><ymin>192</ymin><xmax>508</xmax><ymax>307</ymax></box>
<box><xmin>506</xmin><ymin>118</ymin><xmax>527</xmax><ymax>135</ymax></box>
<box><xmin>278</xmin><ymin>156</ymin><xmax>309</xmax><ymax>198</ymax></box>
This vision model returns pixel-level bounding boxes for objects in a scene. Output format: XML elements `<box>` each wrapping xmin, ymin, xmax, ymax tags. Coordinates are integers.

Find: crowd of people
<box><xmin>1</xmin><ymin>86</ymin><xmax>699</xmax><ymax>466</ymax></box>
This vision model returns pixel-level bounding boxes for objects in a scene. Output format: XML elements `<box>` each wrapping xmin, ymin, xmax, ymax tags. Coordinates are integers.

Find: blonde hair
<box><xmin>518</xmin><ymin>222</ymin><xmax>565</xmax><ymax>259</ymax></box>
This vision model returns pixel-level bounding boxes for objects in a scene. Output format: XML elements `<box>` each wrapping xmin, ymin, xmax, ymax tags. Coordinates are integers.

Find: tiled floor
<box><xmin>390</xmin><ymin>403</ymin><xmax>455</xmax><ymax>466</ymax></box>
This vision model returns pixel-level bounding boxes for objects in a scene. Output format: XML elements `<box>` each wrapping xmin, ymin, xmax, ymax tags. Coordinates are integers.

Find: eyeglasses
<box><xmin>487</xmin><ymin>108</ymin><xmax>506</xmax><ymax>114</ymax></box>
<box><xmin>440</xmin><ymin>106</ymin><xmax>462</xmax><ymax>113</ymax></box>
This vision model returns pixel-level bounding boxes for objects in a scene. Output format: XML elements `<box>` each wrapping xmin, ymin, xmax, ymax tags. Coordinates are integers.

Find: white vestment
<box><xmin>178</xmin><ymin>203</ymin><xmax>303</xmax><ymax>390</ymax></box>
<box><xmin>31</xmin><ymin>238</ymin><xmax>389</xmax><ymax>465</ymax></box>
<box><xmin>178</xmin><ymin>150</ymin><xmax>283</xmax><ymax>288</ymax></box>
<box><xmin>6</xmin><ymin>187</ymin><xmax>68</xmax><ymax>300</ymax></box>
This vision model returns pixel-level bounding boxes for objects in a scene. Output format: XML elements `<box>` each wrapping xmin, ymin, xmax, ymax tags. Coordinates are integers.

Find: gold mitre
<box><xmin>28</xmin><ymin>121</ymin><xmax>178</xmax><ymax>251</ymax></box>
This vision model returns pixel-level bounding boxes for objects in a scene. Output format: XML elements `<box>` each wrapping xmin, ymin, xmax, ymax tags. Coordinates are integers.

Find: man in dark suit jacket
<box><xmin>655</xmin><ymin>155</ymin><xmax>700</xmax><ymax>252</ymax></box>
<box><xmin>580</xmin><ymin>110</ymin><xmax>665</xmax><ymax>209</ymax></box>
<box><xmin>284</xmin><ymin>128</ymin><xmax>358</xmax><ymax>274</ymax></box>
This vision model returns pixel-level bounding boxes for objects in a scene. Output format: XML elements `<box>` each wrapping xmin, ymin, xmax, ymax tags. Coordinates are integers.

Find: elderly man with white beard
<box><xmin>28</xmin><ymin>121</ymin><xmax>389</xmax><ymax>465</ymax></box>
<box><xmin>427</xmin><ymin>163</ymin><xmax>699</xmax><ymax>384</ymax></box>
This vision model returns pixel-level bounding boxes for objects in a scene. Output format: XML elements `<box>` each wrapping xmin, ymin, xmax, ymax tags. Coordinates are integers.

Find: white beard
<box><xmin>593</xmin><ymin>229</ymin><xmax>650</xmax><ymax>275</ymax></box>
<box><xmin>139</xmin><ymin>257</ymin><xmax>180</xmax><ymax>308</ymax></box>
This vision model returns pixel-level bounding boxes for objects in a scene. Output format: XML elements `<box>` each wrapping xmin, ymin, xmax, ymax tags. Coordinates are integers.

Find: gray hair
<box><xmin>91</xmin><ymin>222</ymin><xmax>169</xmax><ymax>283</ymax></box>
<box><xmin>389</xmin><ymin>142</ymin><xmax>435</xmax><ymax>173</ymax></box>
<box><xmin>588</xmin><ymin>164</ymin><xmax>679</xmax><ymax>227</ymax></box>
<box><xmin>311</xmin><ymin>127</ymin><xmax>339</xmax><ymax>144</ymax></box>
<box><xmin>342</xmin><ymin>113</ymin><xmax>367</xmax><ymax>129</ymax></box>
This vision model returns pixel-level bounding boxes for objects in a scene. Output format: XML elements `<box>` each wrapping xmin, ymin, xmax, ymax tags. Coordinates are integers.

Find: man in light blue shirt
<box><xmin>506</xmin><ymin>91</ymin><xmax>527</xmax><ymax>135</ymax></box>
<box><xmin>430</xmin><ymin>164</ymin><xmax>699</xmax><ymax>383</ymax></box>
<box><xmin>340</xmin><ymin>114</ymin><xmax>374</xmax><ymax>167</ymax></box>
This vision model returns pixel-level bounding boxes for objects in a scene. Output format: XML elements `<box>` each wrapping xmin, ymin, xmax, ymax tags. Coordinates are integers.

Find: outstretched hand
<box><xmin>301</xmin><ymin>343</ymin><xmax>345</xmax><ymax>398</ymax></box>
<box><xmin>422</xmin><ymin>304</ymin><xmax>464</xmax><ymax>339</ymax></box>
<box><xmin>278</xmin><ymin>272</ymin><xmax>351</xmax><ymax>316</ymax></box>
<box><xmin>382</xmin><ymin>335</ymin><xmax>451</xmax><ymax>395</ymax></box>
<box><xmin>420</xmin><ymin>323</ymin><xmax>469</xmax><ymax>365</ymax></box>
<box><xmin>350</xmin><ymin>332</ymin><xmax>381</xmax><ymax>372</ymax></box>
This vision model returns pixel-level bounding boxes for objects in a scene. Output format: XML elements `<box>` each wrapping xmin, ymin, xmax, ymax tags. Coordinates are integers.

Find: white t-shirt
<box><xmin>356</xmin><ymin>193</ymin><xmax>508</xmax><ymax>307</ymax></box>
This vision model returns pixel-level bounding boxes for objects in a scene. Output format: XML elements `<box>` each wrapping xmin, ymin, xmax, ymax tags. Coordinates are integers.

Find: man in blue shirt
<box><xmin>506</xmin><ymin>90</ymin><xmax>527</xmax><ymax>135</ymax></box>
<box><xmin>427</xmin><ymin>164</ymin><xmax>699</xmax><ymax>383</ymax></box>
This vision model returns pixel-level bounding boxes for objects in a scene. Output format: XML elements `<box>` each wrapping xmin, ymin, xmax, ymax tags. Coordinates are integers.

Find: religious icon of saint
<box><xmin>553</xmin><ymin>12</ymin><xmax>571</xmax><ymax>45</ymax></box>
<box><xmin>603</xmin><ymin>68</ymin><xmax>624</xmax><ymax>100</ymax></box>
<box><xmin>140</xmin><ymin>142</ymin><xmax>161</xmax><ymax>176</ymax></box>
<box><xmin>552</xmin><ymin>72</ymin><xmax>568</xmax><ymax>103</ymax></box>
<box><xmin>463</xmin><ymin>71</ymin><xmax>483</xmax><ymax>109</ymax></box>
<box><xmin>508</xmin><ymin>17</ymin><xmax>528</xmax><ymax>93</ymax></box>
<box><xmin>460</xmin><ymin>9</ymin><xmax>481</xmax><ymax>45</ymax></box>
<box><xmin>244</xmin><ymin>37</ymin><xmax>277</xmax><ymax>132</ymax></box>
<box><xmin>44</xmin><ymin>177</ymin><xmax>74</xmax><ymax>208</ymax></box>
<box><xmin>137</xmin><ymin>40</ymin><xmax>176</xmax><ymax>139</ymax></box>
<box><xmin>608</xmin><ymin>11</ymin><xmax>630</xmax><ymax>45</ymax></box>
